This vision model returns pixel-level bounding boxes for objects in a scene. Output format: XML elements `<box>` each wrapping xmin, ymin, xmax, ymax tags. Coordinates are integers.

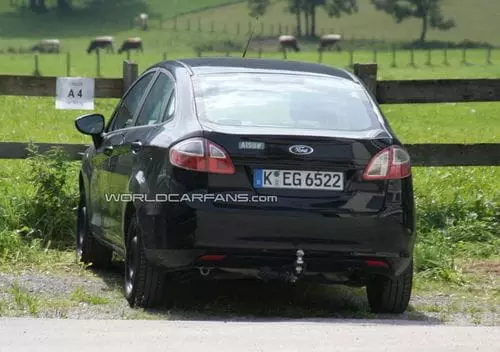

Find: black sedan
<box><xmin>75</xmin><ymin>57</ymin><xmax>416</xmax><ymax>313</ymax></box>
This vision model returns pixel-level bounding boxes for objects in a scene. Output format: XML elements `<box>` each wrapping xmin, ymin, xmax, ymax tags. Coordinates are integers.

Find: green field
<box><xmin>0</xmin><ymin>0</ymin><xmax>499</xmax><ymax>54</ymax></box>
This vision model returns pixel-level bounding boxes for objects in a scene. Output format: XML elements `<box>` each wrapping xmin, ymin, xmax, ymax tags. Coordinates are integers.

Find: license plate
<box><xmin>254</xmin><ymin>169</ymin><xmax>344</xmax><ymax>191</ymax></box>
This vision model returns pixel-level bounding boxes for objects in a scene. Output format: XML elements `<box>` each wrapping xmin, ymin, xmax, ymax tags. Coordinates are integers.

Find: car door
<box><xmin>107</xmin><ymin>71</ymin><xmax>177</xmax><ymax>249</ymax></box>
<box><xmin>97</xmin><ymin>71</ymin><xmax>157</xmax><ymax>248</ymax></box>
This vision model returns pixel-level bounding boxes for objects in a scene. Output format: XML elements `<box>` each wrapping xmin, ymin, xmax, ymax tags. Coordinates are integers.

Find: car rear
<box><xmin>165</xmin><ymin>69</ymin><xmax>415</xmax><ymax>280</ymax></box>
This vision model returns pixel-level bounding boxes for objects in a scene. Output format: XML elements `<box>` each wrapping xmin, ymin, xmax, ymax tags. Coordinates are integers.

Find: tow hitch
<box><xmin>289</xmin><ymin>249</ymin><xmax>305</xmax><ymax>283</ymax></box>
<box><xmin>256</xmin><ymin>249</ymin><xmax>307</xmax><ymax>283</ymax></box>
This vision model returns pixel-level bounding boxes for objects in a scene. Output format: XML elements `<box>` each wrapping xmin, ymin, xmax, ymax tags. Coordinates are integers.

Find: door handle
<box><xmin>103</xmin><ymin>146</ymin><xmax>114</xmax><ymax>156</ymax></box>
<box><xmin>131</xmin><ymin>141</ymin><xmax>143</xmax><ymax>154</ymax></box>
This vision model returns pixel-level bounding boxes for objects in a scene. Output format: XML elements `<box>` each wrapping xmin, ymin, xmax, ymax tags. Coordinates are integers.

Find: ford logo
<box><xmin>289</xmin><ymin>145</ymin><xmax>314</xmax><ymax>155</ymax></box>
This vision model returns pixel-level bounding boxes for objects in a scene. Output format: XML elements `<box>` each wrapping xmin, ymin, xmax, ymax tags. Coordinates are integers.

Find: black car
<box><xmin>75</xmin><ymin>57</ymin><xmax>416</xmax><ymax>313</ymax></box>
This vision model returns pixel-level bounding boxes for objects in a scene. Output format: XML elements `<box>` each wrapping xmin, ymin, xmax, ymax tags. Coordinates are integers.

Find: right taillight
<box><xmin>362</xmin><ymin>146</ymin><xmax>411</xmax><ymax>180</ymax></box>
<box><xmin>169</xmin><ymin>137</ymin><xmax>235</xmax><ymax>175</ymax></box>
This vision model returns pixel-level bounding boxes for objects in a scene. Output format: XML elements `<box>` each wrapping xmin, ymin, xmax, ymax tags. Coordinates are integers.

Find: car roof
<box><xmin>156</xmin><ymin>57</ymin><xmax>356</xmax><ymax>81</ymax></box>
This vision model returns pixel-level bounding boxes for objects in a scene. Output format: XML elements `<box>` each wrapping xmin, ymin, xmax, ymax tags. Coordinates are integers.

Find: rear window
<box><xmin>193</xmin><ymin>72</ymin><xmax>380</xmax><ymax>132</ymax></box>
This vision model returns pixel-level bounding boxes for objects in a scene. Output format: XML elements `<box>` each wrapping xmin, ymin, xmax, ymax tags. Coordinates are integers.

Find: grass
<box><xmin>1</xmin><ymin>48</ymin><xmax>500</xmax><ymax>78</ymax></box>
<box><xmin>70</xmin><ymin>287</ymin><xmax>110</xmax><ymax>305</ymax></box>
<box><xmin>1</xmin><ymin>0</ymin><xmax>499</xmax><ymax>50</ymax></box>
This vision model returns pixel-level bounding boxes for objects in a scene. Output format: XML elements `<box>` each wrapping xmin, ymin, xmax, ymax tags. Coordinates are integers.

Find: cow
<box><xmin>134</xmin><ymin>13</ymin><xmax>149</xmax><ymax>31</ymax></box>
<box><xmin>318</xmin><ymin>34</ymin><xmax>342</xmax><ymax>52</ymax></box>
<box><xmin>32</xmin><ymin>39</ymin><xmax>60</xmax><ymax>53</ymax></box>
<box><xmin>87</xmin><ymin>36</ymin><xmax>114</xmax><ymax>54</ymax></box>
<box><xmin>118</xmin><ymin>37</ymin><xmax>144</xmax><ymax>54</ymax></box>
<box><xmin>279</xmin><ymin>35</ymin><xmax>300</xmax><ymax>52</ymax></box>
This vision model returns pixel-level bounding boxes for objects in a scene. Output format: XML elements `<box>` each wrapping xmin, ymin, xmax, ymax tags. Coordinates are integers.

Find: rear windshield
<box><xmin>193</xmin><ymin>72</ymin><xmax>381</xmax><ymax>132</ymax></box>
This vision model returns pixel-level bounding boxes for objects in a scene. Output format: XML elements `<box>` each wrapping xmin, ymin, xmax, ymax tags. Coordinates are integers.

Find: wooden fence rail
<box><xmin>0</xmin><ymin>62</ymin><xmax>499</xmax><ymax>166</ymax></box>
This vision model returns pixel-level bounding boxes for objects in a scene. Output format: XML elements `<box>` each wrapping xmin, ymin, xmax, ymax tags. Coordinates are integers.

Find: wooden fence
<box><xmin>0</xmin><ymin>61</ymin><xmax>498</xmax><ymax>167</ymax></box>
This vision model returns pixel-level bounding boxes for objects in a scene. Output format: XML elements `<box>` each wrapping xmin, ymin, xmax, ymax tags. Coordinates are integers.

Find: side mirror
<box><xmin>75</xmin><ymin>113</ymin><xmax>105</xmax><ymax>135</ymax></box>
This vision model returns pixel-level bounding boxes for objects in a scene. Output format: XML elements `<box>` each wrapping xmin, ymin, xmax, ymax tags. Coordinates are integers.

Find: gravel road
<box><xmin>0</xmin><ymin>318</ymin><xmax>499</xmax><ymax>352</ymax></box>
<box><xmin>1</xmin><ymin>264</ymin><xmax>498</xmax><ymax>325</ymax></box>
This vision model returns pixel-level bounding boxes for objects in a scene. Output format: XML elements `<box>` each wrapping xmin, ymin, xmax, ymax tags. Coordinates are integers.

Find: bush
<box><xmin>20</xmin><ymin>145</ymin><xmax>79</xmax><ymax>246</ymax></box>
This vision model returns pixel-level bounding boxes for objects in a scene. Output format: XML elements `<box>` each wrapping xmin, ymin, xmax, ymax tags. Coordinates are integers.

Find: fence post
<box><xmin>127</xmin><ymin>50</ymin><xmax>131</xmax><ymax>61</ymax></box>
<box><xmin>66</xmin><ymin>52</ymin><xmax>71</xmax><ymax>76</ymax></box>
<box><xmin>391</xmin><ymin>45</ymin><xmax>397</xmax><ymax>67</ymax></box>
<box><xmin>163</xmin><ymin>52</ymin><xmax>167</xmax><ymax>61</ymax></box>
<box><xmin>282</xmin><ymin>46</ymin><xmax>287</xmax><ymax>60</ymax></box>
<box><xmin>258</xmin><ymin>46</ymin><xmax>263</xmax><ymax>58</ymax></box>
<box><xmin>318</xmin><ymin>49</ymin><xmax>323</xmax><ymax>63</ymax></box>
<box><xmin>33</xmin><ymin>53</ymin><xmax>41</xmax><ymax>76</ymax></box>
<box><xmin>353</xmin><ymin>63</ymin><xmax>377</xmax><ymax>95</ymax></box>
<box><xmin>425</xmin><ymin>49</ymin><xmax>432</xmax><ymax>66</ymax></box>
<box><xmin>123</xmin><ymin>60</ymin><xmax>138</xmax><ymax>93</ymax></box>
<box><xmin>443</xmin><ymin>45</ymin><xmax>449</xmax><ymax>65</ymax></box>
<box><xmin>461</xmin><ymin>47</ymin><xmax>468</xmax><ymax>65</ymax></box>
<box><xmin>486</xmin><ymin>47</ymin><xmax>493</xmax><ymax>65</ymax></box>
<box><xmin>409</xmin><ymin>48</ymin><xmax>415</xmax><ymax>67</ymax></box>
<box><xmin>348</xmin><ymin>48</ymin><xmax>354</xmax><ymax>68</ymax></box>
<box><xmin>96</xmin><ymin>49</ymin><xmax>101</xmax><ymax>77</ymax></box>
<box><xmin>372</xmin><ymin>48</ymin><xmax>377</xmax><ymax>63</ymax></box>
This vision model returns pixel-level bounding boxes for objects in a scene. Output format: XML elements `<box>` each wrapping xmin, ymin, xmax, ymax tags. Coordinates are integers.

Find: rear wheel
<box><xmin>124</xmin><ymin>215</ymin><xmax>173</xmax><ymax>308</ymax></box>
<box><xmin>76</xmin><ymin>194</ymin><xmax>113</xmax><ymax>269</ymax></box>
<box><xmin>366</xmin><ymin>261</ymin><xmax>413</xmax><ymax>314</ymax></box>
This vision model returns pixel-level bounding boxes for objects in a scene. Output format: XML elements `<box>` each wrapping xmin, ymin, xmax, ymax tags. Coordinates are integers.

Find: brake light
<box><xmin>169</xmin><ymin>138</ymin><xmax>235</xmax><ymax>174</ymax></box>
<box><xmin>362</xmin><ymin>146</ymin><xmax>411</xmax><ymax>180</ymax></box>
<box><xmin>366</xmin><ymin>260</ymin><xmax>389</xmax><ymax>268</ymax></box>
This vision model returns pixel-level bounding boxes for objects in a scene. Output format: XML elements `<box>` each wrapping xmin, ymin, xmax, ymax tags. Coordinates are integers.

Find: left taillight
<box><xmin>169</xmin><ymin>137</ymin><xmax>235</xmax><ymax>175</ymax></box>
<box><xmin>362</xmin><ymin>145</ymin><xmax>411</xmax><ymax>180</ymax></box>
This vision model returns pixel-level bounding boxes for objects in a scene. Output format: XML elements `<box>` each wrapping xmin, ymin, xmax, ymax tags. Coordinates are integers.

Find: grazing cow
<box><xmin>118</xmin><ymin>37</ymin><xmax>144</xmax><ymax>54</ymax></box>
<box><xmin>134</xmin><ymin>13</ymin><xmax>149</xmax><ymax>31</ymax></box>
<box><xmin>87</xmin><ymin>36</ymin><xmax>114</xmax><ymax>54</ymax></box>
<box><xmin>32</xmin><ymin>39</ymin><xmax>60</xmax><ymax>53</ymax></box>
<box><xmin>279</xmin><ymin>35</ymin><xmax>300</xmax><ymax>52</ymax></box>
<box><xmin>318</xmin><ymin>34</ymin><xmax>342</xmax><ymax>52</ymax></box>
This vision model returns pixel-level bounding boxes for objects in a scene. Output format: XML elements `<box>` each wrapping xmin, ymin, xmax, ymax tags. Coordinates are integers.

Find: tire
<box><xmin>124</xmin><ymin>215</ymin><xmax>172</xmax><ymax>308</ymax></box>
<box><xmin>366</xmin><ymin>261</ymin><xmax>413</xmax><ymax>314</ymax></box>
<box><xmin>76</xmin><ymin>194</ymin><xmax>113</xmax><ymax>269</ymax></box>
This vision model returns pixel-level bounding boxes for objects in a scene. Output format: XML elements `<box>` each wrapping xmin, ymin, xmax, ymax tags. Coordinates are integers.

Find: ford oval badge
<box><xmin>289</xmin><ymin>145</ymin><xmax>314</xmax><ymax>155</ymax></box>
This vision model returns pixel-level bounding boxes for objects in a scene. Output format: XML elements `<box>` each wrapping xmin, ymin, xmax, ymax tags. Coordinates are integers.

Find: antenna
<box><xmin>242</xmin><ymin>17</ymin><xmax>259</xmax><ymax>58</ymax></box>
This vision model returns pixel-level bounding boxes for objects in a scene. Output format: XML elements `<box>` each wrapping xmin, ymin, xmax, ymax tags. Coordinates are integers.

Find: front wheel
<box><xmin>366</xmin><ymin>261</ymin><xmax>413</xmax><ymax>314</ymax></box>
<box><xmin>76</xmin><ymin>195</ymin><xmax>112</xmax><ymax>269</ymax></box>
<box><xmin>124</xmin><ymin>216</ymin><xmax>173</xmax><ymax>308</ymax></box>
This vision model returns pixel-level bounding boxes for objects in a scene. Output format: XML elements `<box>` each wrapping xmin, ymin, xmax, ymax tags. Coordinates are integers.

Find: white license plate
<box><xmin>254</xmin><ymin>169</ymin><xmax>344</xmax><ymax>191</ymax></box>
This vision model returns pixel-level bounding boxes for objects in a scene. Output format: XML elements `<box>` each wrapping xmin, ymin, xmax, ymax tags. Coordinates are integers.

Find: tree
<box><xmin>305</xmin><ymin>0</ymin><xmax>358</xmax><ymax>37</ymax></box>
<box><xmin>29</xmin><ymin>0</ymin><xmax>47</xmax><ymax>13</ymax></box>
<box><xmin>371</xmin><ymin>0</ymin><xmax>455</xmax><ymax>42</ymax></box>
<box><xmin>247</xmin><ymin>0</ymin><xmax>270</xmax><ymax>18</ymax></box>
<box><xmin>286</xmin><ymin>0</ymin><xmax>303</xmax><ymax>36</ymax></box>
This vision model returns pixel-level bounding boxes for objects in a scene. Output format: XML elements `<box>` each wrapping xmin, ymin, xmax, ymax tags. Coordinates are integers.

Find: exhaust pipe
<box><xmin>199</xmin><ymin>267</ymin><xmax>212</xmax><ymax>277</ymax></box>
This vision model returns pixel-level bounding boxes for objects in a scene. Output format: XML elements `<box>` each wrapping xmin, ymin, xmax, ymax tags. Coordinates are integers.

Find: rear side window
<box><xmin>193</xmin><ymin>73</ymin><xmax>380</xmax><ymax>132</ymax></box>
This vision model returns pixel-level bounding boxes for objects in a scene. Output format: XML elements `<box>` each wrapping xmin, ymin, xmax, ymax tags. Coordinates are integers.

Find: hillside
<box><xmin>0</xmin><ymin>0</ymin><xmax>499</xmax><ymax>52</ymax></box>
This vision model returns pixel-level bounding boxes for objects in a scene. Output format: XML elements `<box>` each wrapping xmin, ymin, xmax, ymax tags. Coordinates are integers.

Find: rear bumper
<box><xmin>139</xmin><ymin>205</ymin><xmax>415</xmax><ymax>278</ymax></box>
<box><xmin>144</xmin><ymin>248</ymin><xmax>412</xmax><ymax>281</ymax></box>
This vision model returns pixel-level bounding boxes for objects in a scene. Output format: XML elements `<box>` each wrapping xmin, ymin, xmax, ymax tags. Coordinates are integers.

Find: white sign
<box><xmin>56</xmin><ymin>77</ymin><xmax>95</xmax><ymax>110</ymax></box>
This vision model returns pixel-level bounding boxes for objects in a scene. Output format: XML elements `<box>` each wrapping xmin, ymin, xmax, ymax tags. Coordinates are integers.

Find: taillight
<box><xmin>169</xmin><ymin>138</ymin><xmax>235</xmax><ymax>174</ymax></box>
<box><xmin>362</xmin><ymin>146</ymin><xmax>411</xmax><ymax>180</ymax></box>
